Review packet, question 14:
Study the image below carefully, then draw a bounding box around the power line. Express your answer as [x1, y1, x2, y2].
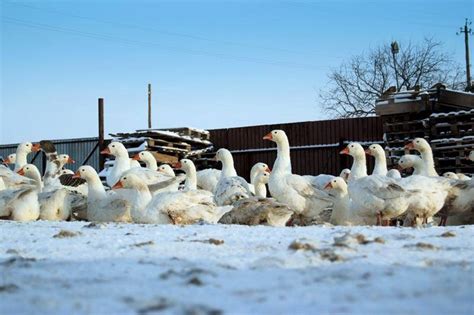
[4, 0, 343, 59]
[2, 16, 331, 71]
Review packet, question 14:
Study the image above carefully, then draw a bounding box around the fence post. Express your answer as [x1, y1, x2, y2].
[98, 98, 105, 171]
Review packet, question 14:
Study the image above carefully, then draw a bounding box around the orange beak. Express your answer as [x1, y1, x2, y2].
[67, 157, 75, 164]
[173, 162, 182, 169]
[340, 147, 350, 155]
[132, 154, 140, 161]
[265, 166, 272, 173]
[17, 168, 25, 176]
[404, 142, 415, 150]
[324, 182, 333, 190]
[364, 149, 372, 155]
[32, 143, 41, 152]
[100, 147, 111, 155]
[263, 132, 273, 141]
[72, 171, 81, 179]
[112, 180, 123, 189]
[3, 157, 11, 164]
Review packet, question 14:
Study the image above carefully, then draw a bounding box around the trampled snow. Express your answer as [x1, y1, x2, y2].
[1, 221, 473, 315]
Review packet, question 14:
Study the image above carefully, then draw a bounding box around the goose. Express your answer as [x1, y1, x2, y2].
[157, 164, 176, 177]
[253, 171, 270, 198]
[249, 162, 271, 195]
[74, 166, 132, 222]
[174, 159, 198, 191]
[213, 149, 252, 206]
[102, 142, 183, 193]
[340, 143, 411, 225]
[263, 130, 333, 221]
[0, 164, 41, 221]
[101, 142, 132, 187]
[141, 189, 233, 224]
[365, 144, 387, 176]
[404, 138, 438, 176]
[443, 172, 459, 180]
[218, 196, 293, 227]
[324, 177, 376, 226]
[112, 174, 152, 223]
[339, 169, 351, 182]
[132, 151, 157, 170]
[196, 168, 221, 193]
[13, 142, 40, 172]
[387, 169, 402, 179]
[398, 154, 425, 175]
[2, 153, 16, 167]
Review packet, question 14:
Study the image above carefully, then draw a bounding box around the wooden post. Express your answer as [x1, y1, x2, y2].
[148, 83, 152, 129]
[98, 98, 105, 170]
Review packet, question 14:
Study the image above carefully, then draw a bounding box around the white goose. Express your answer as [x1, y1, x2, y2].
[365, 144, 387, 176]
[0, 164, 41, 221]
[157, 164, 176, 177]
[112, 174, 152, 223]
[3, 153, 16, 168]
[174, 159, 198, 191]
[213, 149, 252, 206]
[196, 168, 221, 193]
[132, 151, 157, 170]
[405, 138, 438, 176]
[253, 171, 270, 198]
[102, 142, 183, 193]
[387, 169, 402, 179]
[324, 177, 376, 226]
[340, 143, 411, 225]
[249, 162, 271, 195]
[398, 154, 425, 175]
[13, 142, 40, 172]
[263, 130, 333, 220]
[74, 166, 132, 222]
[339, 168, 351, 182]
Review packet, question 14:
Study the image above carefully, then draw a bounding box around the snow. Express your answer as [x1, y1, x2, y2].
[1, 221, 473, 314]
[431, 109, 474, 118]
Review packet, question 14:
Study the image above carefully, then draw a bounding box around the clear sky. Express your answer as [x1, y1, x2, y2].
[1, 0, 472, 144]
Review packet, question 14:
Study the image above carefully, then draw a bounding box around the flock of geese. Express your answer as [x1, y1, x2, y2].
[0, 130, 473, 227]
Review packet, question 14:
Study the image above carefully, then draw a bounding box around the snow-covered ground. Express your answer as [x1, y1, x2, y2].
[1, 221, 473, 315]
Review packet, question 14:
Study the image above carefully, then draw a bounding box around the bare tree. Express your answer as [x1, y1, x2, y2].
[319, 38, 465, 118]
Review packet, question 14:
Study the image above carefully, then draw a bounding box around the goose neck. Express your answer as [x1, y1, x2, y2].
[274, 138, 291, 174]
[350, 154, 368, 180]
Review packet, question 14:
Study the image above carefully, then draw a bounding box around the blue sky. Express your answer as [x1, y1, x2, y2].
[1, 0, 472, 144]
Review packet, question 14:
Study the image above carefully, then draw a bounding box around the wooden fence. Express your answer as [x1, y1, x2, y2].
[209, 117, 384, 180]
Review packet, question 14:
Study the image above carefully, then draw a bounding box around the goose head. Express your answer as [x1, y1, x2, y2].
[340, 142, 365, 158]
[251, 162, 271, 178]
[18, 142, 39, 153]
[215, 148, 233, 164]
[174, 159, 196, 174]
[132, 151, 155, 163]
[339, 168, 351, 182]
[100, 142, 128, 157]
[3, 153, 16, 165]
[263, 130, 287, 144]
[112, 174, 143, 189]
[157, 164, 175, 177]
[405, 138, 431, 153]
[255, 171, 270, 185]
[365, 144, 385, 158]
[73, 166, 99, 181]
[60, 169, 75, 176]
[59, 154, 75, 165]
[324, 177, 348, 193]
[17, 164, 41, 181]
[443, 172, 459, 180]
[398, 154, 421, 170]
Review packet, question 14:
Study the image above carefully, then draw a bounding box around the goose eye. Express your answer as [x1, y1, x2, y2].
[112, 145, 115, 148]
[123, 177, 127, 180]
[350, 145, 354, 148]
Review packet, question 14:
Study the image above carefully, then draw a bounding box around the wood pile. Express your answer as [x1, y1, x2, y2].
[375, 85, 474, 175]
[109, 127, 216, 168]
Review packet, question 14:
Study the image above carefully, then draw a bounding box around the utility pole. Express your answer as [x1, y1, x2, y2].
[390, 41, 400, 91]
[98, 98, 105, 170]
[457, 18, 472, 91]
[148, 83, 152, 129]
